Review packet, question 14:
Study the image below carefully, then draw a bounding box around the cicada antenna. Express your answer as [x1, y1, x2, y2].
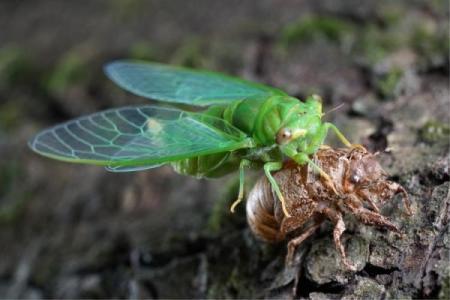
[323, 103, 345, 116]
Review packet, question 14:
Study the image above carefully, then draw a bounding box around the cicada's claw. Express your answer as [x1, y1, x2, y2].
[230, 159, 251, 213]
[230, 197, 242, 213]
[319, 144, 332, 150]
[321, 172, 339, 195]
[350, 144, 367, 152]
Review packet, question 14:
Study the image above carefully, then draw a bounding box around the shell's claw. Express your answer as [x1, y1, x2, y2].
[357, 190, 381, 213]
[397, 185, 412, 216]
[365, 196, 381, 213]
[285, 223, 321, 266]
[342, 259, 357, 271]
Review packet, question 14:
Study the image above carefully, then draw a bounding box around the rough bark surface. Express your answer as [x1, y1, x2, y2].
[0, 0, 448, 299]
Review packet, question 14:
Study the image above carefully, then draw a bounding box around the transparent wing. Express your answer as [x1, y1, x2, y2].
[28, 106, 252, 168]
[105, 60, 287, 106]
[105, 164, 163, 172]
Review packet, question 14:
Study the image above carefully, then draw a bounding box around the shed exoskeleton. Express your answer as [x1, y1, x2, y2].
[246, 147, 412, 270]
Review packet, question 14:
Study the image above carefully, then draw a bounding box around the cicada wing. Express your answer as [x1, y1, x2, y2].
[28, 106, 252, 169]
[105, 163, 163, 172]
[105, 60, 287, 106]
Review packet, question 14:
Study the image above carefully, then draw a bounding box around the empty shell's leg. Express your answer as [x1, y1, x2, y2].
[357, 190, 381, 213]
[362, 196, 381, 213]
[264, 162, 291, 217]
[286, 222, 322, 266]
[230, 159, 251, 213]
[321, 207, 356, 271]
[345, 195, 400, 233]
[396, 184, 412, 216]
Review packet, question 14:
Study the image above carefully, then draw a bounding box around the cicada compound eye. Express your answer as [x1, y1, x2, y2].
[350, 173, 361, 184]
[276, 128, 292, 145]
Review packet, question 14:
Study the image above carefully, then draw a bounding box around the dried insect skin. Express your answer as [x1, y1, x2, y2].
[246, 147, 412, 271]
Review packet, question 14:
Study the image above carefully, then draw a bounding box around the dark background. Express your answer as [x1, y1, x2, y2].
[0, 0, 449, 298]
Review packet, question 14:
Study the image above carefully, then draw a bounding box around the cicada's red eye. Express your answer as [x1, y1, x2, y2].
[276, 128, 292, 144]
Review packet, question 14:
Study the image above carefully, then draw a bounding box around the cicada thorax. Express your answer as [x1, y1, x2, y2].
[172, 96, 310, 178]
[225, 96, 305, 146]
[232, 95, 327, 159]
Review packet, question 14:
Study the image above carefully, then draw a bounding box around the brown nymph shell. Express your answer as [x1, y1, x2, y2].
[246, 147, 411, 270]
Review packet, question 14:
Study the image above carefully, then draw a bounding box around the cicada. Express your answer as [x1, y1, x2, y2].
[28, 61, 356, 216]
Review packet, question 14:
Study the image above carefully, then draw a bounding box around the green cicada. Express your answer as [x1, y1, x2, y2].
[29, 60, 356, 216]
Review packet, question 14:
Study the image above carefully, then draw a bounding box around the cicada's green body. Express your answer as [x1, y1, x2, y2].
[173, 95, 327, 178]
[29, 61, 355, 216]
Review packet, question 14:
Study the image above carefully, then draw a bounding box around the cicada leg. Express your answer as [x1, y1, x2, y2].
[356, 190, 381, 213]
[324, 122, 365, 150]
[264, 162, 291, 217]
[319, 207, 357, 271]
[319, 144, 332, 150]
[345, 195, 400, 233]
[230, 159, 251, 213]
[396, 184, 412, 216]
[286, 222, 322, 266]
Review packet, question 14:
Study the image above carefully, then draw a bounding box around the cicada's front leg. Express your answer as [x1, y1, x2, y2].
[263, 162, 291, 217]
[324, 122, 366, 151]
[286, 222, 322, 266]
[318, 206, 357, 271]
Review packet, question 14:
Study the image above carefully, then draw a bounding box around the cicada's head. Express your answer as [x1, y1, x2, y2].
[345, 149, 386, 188]
[264, 95, 327, 161]
[254, 95, 327, 160]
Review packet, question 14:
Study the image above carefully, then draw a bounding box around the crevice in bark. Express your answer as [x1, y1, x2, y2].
[360, 263, 399, 277]
[368, 118, 394, 151]
[297, 276, 346, 298]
